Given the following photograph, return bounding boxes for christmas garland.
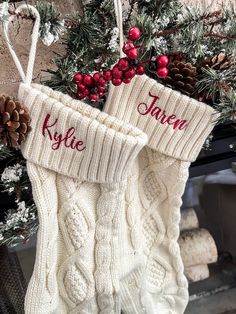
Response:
[0,0,236,247]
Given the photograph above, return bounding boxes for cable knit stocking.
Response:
[17,83,147,314]
[104,75,219,314]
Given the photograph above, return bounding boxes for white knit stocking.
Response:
[16,83,147,313]
[104,75,219,314]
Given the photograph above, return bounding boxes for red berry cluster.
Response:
[98,27,145,86]
[73,72,107,102]
[125,27,169,79]
[109,27,145,86]
[73,26,169,103]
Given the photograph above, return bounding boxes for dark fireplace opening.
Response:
[180,124,236,313]
[182,169,236,314]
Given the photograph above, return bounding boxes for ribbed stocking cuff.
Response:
[105,76,219,162]
[18,83,147,183]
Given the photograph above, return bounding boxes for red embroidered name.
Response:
[137,91,188,130]
[42,114,86,151]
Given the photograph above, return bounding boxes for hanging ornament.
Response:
[0,95,32,147]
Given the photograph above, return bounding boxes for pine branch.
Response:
[204,32,235,40]
[196,66,236,101]
[153,10,228,39]
[8,8,79,29]
[137,0,182,20]
[0,202,38,247]
[214,91,236,124]
[0,145,15,161]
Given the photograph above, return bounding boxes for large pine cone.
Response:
[164,60,198,96]
[0,95,31,147]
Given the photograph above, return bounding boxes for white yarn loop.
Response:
[2,4,40,85]
[3,2,123,81]
[114,0,124,57]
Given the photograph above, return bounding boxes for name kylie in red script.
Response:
[137,92,188,130]
[42,114,86,151]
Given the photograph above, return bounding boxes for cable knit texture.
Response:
[17,82,147,314]
[104,75,219,314]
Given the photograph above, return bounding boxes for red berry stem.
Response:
[139,59,152,65]
[72,26,170,103]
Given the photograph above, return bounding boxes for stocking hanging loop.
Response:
[113,0,124,57]
[2,4,40,85]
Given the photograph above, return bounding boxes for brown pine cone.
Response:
[164,60,198,96]
[199,52,232,70]
[0,95,31,147]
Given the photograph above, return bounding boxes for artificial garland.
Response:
[0,0,236,247]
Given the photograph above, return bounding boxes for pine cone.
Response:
[164,60,198,96]
[0,95,31,147]
[199,52,231,70]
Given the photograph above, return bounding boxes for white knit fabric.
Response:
[17,83,147,313]
[104,75,219,314]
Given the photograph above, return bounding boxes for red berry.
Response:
[156,55,169,67]
[93,72,101,82]
[77,92,85,100]
[84,88,90,96]
[126,48,138,60]
[123,77,131,84]
[136,65,145,75]
[156,67,168,78]
[112,78,122,86]
[98,86,107,93]
[90,94,98,102]
[98,77,106,86]
[73,73,83,83]
[122,41,135,54]
[112,67,123,79]
[83,74,93,86]
[103,70,112,81]
[124,68,136,79]
[77,83,86,92]
[128,27,141,41]
[117,58,129,71]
